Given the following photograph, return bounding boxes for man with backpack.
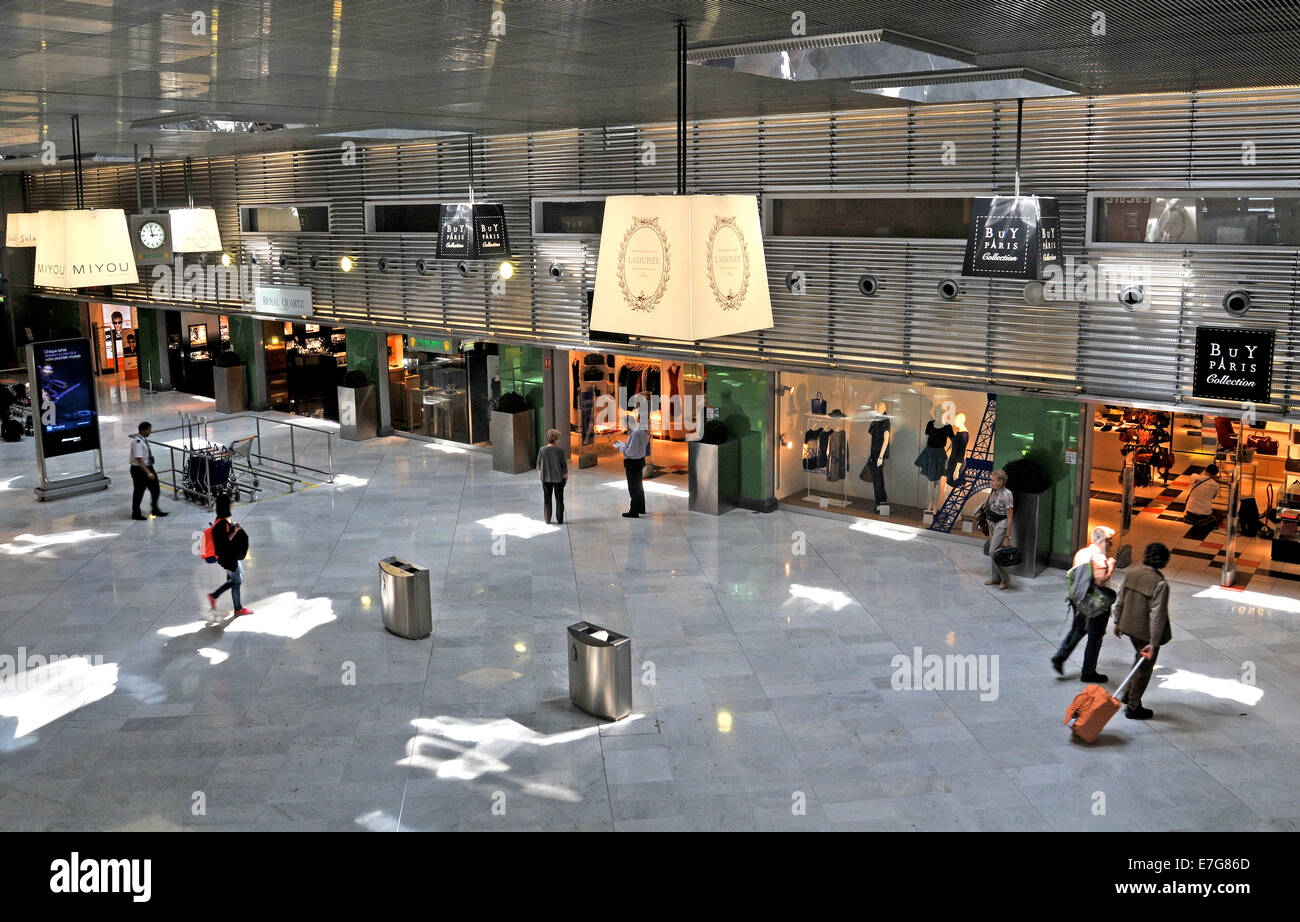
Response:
[1052,526,1116,682]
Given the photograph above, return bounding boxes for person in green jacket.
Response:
[1112,542,1173,720]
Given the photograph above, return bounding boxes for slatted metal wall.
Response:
[23,87,1300,417]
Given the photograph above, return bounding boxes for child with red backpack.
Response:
[204,494,253,618]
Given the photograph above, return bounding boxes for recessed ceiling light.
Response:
[688,29,972,82]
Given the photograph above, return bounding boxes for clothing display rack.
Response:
[802,412,855,506]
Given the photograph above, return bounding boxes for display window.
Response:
[262,320,347,419]
[776,371,995,532]
[1086,406,1300,589]
[567,349,702,476]
[390,338,493,446]
[94,302,139,382]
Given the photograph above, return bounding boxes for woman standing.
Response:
[207,494,253,616]
[983,468,1015,590]
[537,428,568,524]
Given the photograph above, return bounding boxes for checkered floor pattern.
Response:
[1090,464,1300,590]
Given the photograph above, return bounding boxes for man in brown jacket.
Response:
[1112,542,1173,719]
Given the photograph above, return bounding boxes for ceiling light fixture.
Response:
[340,255,354,272]
[851,67,1078,104]
[688,29,972,83]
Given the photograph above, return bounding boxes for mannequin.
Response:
[859,400,891,512]
[943,413,970,506]
[915,404,953,513]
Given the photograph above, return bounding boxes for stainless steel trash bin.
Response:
[567,621,632,721]
[379,557,432,639]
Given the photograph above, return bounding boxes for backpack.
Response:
[1066,559,1111,620]
[200,524,218,564]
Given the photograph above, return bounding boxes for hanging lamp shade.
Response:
[169,207,222,252]
[4,212,39,247]
[961,195,1062,280]
[591,194,772,341]
[33,209,139,288]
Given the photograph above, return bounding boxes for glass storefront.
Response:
[264,320,347,419]
[776,371,996,533]
[388,335,496,446]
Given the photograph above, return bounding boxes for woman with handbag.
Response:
[982,469,1015,590]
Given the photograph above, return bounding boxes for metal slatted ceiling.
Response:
[2,1,1299,162]
[22,87,1300,417]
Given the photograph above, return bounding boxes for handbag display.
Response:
[1285,456,1300,473]
[811,392,827,415]
[1247,434,1279,455]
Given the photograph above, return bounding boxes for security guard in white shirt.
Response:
[130,420,168,520]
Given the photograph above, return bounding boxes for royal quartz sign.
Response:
[962,195,1062,280]
[591,194,772,341]
[254,285,314,318]
[1193,327,1275,403]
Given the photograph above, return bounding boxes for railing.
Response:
[145,411,336,508]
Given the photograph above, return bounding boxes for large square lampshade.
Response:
[33,209,139,288]
[170,207,222,252]
[4,212,38,247]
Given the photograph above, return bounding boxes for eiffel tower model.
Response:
[929,395,997,533]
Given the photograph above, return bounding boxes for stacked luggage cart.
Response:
[176,413,252,507]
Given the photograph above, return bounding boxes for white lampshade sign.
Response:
[4,212,39,247]
[33,209,139,288]
[169,207,222,253]
[591,194,773,341]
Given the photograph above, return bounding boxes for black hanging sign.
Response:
[1193,327,1275,403]
[437,203,511,260]
[437,203,474,259]
[962,195,1062,280]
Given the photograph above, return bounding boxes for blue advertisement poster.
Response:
[33,338,101,458]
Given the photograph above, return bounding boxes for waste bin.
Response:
[567,621,632,721]
[379,556,432,639]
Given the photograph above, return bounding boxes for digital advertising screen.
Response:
[32,338,101,458]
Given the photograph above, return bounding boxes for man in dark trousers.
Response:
[614,411,649,519]
[1112,542,1173,719]
[129,420,169,520]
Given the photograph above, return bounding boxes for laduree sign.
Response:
[591,194,772,341]
[962,195,1061,280]
[437,203,510,260]
[33,210,140,288]
[254,285,314,317]
[1192,327,1275,403]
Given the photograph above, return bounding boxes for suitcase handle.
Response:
[1111,652,1151,701]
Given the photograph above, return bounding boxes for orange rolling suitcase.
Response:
[1064,656,1148,743]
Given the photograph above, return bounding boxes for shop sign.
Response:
[591,194,773,341]
[437,203,511,260]
[4,212,38,247]
[33,209,140,288]
[406,335,456,354]
[254,285,314,317]
[962,195,1062,280]
[31,338,101,458]
[1193,327,1274,403]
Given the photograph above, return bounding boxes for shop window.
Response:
[1091,193,1300,247]
[366,201,442,233]
[766,196,974,239]
[532,198,606,236]
[240,204,330,233]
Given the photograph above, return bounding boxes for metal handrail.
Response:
[148,411,335,483]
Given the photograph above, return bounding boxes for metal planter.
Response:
[338,384,378,441]
[688,439,739,515]
[1012,491,1048,578]
[213,364,246,414]
[490,409,534,474]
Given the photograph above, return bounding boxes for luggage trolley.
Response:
[176,412,239,507]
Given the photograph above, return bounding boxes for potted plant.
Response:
[688,417,739,515]
[490,391,534,474]
[1004,447,1065,577]
[337,368,378,441]
[213,349,246,414]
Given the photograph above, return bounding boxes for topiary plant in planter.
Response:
[1004,451,1053,494]
[338,368,377,440]
[494,391,530,414]
[490,391,534,473]
[342,369,369,388]
[215,349,244,367]
[700,418,732,444]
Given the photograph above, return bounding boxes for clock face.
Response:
[139,221,166,249]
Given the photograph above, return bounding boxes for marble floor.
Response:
[0,382,1297,832]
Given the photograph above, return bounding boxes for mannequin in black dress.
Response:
[859,400,891,511]
[943,412,970,507]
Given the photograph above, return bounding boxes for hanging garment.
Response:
[817,428,831,469]
[803,429,818,471]
[580,387,597,446]
[644,366,660,398]
[826,428,847,482]
[572,359,580,409]
[945,429,970,485]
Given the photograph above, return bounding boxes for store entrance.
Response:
[567,350,700,481]
[264,321,347,420]
[388,336,493,446]
[1086,405,1300,589]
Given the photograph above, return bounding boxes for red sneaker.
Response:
[206,593,217,611]
[234,607,254,615]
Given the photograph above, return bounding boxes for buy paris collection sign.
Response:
[962,195,1062,280]
[1193,327,1274,403]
